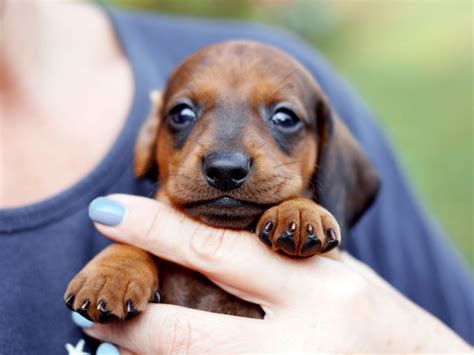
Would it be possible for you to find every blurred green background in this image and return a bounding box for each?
[108,0,473,265]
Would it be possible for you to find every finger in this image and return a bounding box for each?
[88,194,305,306]
[84,303,266,354]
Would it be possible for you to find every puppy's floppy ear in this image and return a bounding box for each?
[134,90,162,180]
[312,97,380,239]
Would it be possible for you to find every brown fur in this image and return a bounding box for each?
[65,40,379,322]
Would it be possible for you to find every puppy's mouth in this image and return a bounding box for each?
[182,196,272,229]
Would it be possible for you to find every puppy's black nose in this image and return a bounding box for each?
[203,152,252,191]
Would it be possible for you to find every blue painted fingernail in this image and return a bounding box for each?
[89,197,125,226]
[71,311,94,329]
[97,342,120,355]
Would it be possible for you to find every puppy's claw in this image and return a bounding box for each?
[97,299,117,324]
[64,294,75,310]
[125,299,141,320]
[258,229,272,247]
[326,228,336,240]
[321,228,339,253]
[80,299,90,311]
[301,234,322,257]
[76,299,92,321]
[322,239,339,253]
[153,290,161,303]
[258,222,273,247]
[276,228,296,254]
[264,221,273,232]
[288,222,296,232]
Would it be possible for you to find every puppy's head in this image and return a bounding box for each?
[135,40,379,235]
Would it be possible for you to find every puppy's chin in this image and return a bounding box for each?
[180,197,272,230]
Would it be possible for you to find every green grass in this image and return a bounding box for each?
[313,2,473,265]
[109,0,473,265]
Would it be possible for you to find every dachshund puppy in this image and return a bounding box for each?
[65,40,379,321]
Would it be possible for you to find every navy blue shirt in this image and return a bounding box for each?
[0,7,472,354]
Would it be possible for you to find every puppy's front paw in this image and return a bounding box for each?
[64,246,159,323]
[256,198,340,257]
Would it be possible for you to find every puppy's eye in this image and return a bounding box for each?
[168,104,196,129]
[271,108,301,129]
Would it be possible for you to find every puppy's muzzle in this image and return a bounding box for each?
[203,151,252,191]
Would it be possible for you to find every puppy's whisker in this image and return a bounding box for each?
[275,176,304,190]
[279,173,322,197]
[276,172,314,180]
[260,141,289,168]
[270,68,298,96]
[191,135,205,149]
[168,172,194,181]
[272,160,302,169]
[167,159,185,170]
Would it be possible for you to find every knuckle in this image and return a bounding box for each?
[189,227,232,273]
[102,321,130,347]
[136,203,162,247]
[339,273,370,305]
[155,309,193,353]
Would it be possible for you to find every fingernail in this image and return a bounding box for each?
[89,197,125,226]
[71,311,94,329]
[97,342,120,355]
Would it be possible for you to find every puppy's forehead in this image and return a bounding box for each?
[165,41,316,104]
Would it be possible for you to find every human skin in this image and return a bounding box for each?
[1,2,471,353]
[84,195,471,353]
[0,1,132,207]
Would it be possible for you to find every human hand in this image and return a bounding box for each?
[81,195,471,353]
